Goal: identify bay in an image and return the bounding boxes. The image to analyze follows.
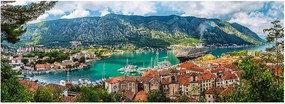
[31,44,273,84]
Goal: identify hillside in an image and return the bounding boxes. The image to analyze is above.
[12,14,264,48]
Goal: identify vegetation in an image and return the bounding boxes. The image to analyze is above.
[263,20,284,84]
[147,90,170,102]
[76,86,122,102]
[220,58,283,102]
[33,87,62,102]
[1,59,33,102]
[1,1,56,43]
[196,54,216,61]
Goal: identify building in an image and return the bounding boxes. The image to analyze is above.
[35,64,51,71]
[205,86,233,102]
[105,76,124,93]
[198,73,216,92]
[9,56,23,70]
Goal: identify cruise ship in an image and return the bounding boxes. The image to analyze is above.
[175,44,209,62]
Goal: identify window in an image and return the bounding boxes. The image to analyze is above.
[113,85,117,90]
[171,76,176,83]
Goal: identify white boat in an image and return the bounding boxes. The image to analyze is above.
[118,59,137,73]
[157,60,171,69]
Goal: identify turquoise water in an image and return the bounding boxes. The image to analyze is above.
[31,44,273,84]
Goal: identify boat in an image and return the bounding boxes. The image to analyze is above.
[118,59,137,73]
[156,60,171,69]
[175,43,209,62]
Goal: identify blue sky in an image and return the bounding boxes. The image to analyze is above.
[11,1,284,38]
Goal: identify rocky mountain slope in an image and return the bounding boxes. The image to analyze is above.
[14,14,264,48]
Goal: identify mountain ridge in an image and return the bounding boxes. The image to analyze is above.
[12,14,264,48]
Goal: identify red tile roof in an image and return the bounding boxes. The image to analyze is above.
[124,90,135,100]
[35,64,51,70]
[134,91,147,101]
[142,70,160,77]
[161,77,171,85]
[178,69,187,73]
[190,67,206,72]
[205,87,224,94]
[18,79,38,92]
[275,69,283,75]
[222,73,238,80]
[178,77,190,85]
[221,86,233,95]
[198,73,216,81]
[105,76,124,84]
[211,68,225,73]
[178,61,195,69]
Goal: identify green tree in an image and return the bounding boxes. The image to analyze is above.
[147,90,169,102]
[21,59,29,65]
[177,95,189,102]
[111,92,123,102]
[33,87,61,102]
[79,57,86,63]
[1,59,33,102]
[76,87,112,102]
[263,20,284,84]
[222,58,284,102]
[1,1,57,43]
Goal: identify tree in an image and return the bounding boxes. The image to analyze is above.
[111,92,123,102]
[79,57,86,63]
[177,95,189,102]
[33,87,61,102]
[1,1,57,43]
[1,59,33,102]
[222,58,284,102]
[21,59,29,65]
[147,90,169,102]
[76,87,113,102]
[263,20,284,84]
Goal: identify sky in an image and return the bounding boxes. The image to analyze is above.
[11,0,284,38]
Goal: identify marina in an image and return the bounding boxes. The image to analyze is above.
[26,44,272,84]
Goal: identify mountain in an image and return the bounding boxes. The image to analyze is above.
[12,14,264,48]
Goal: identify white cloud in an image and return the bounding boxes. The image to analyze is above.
[9,0,28,5]
[100,9,110,16]
[47,9,65,15]
[228,12,283,37]
[109,1,157,15]
[28,13,49,24]
[25,1,283,39]
[61,8,90,19]
[162,1,264,18]
[228,1,284,37]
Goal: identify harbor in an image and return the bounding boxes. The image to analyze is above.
[26,44,272,84]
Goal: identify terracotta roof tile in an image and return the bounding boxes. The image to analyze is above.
[105,76,124,84]
[205,87,224,94]
[222,73,238,80]
[142,70,160,77]
[18,79,38,92]
[161,77,171,85]
[124,90,135,100]
[198,73,216,81]
[178,77,190,85]
[221,86,233,95]
[134,91,147,101]
[178,61,195,69]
